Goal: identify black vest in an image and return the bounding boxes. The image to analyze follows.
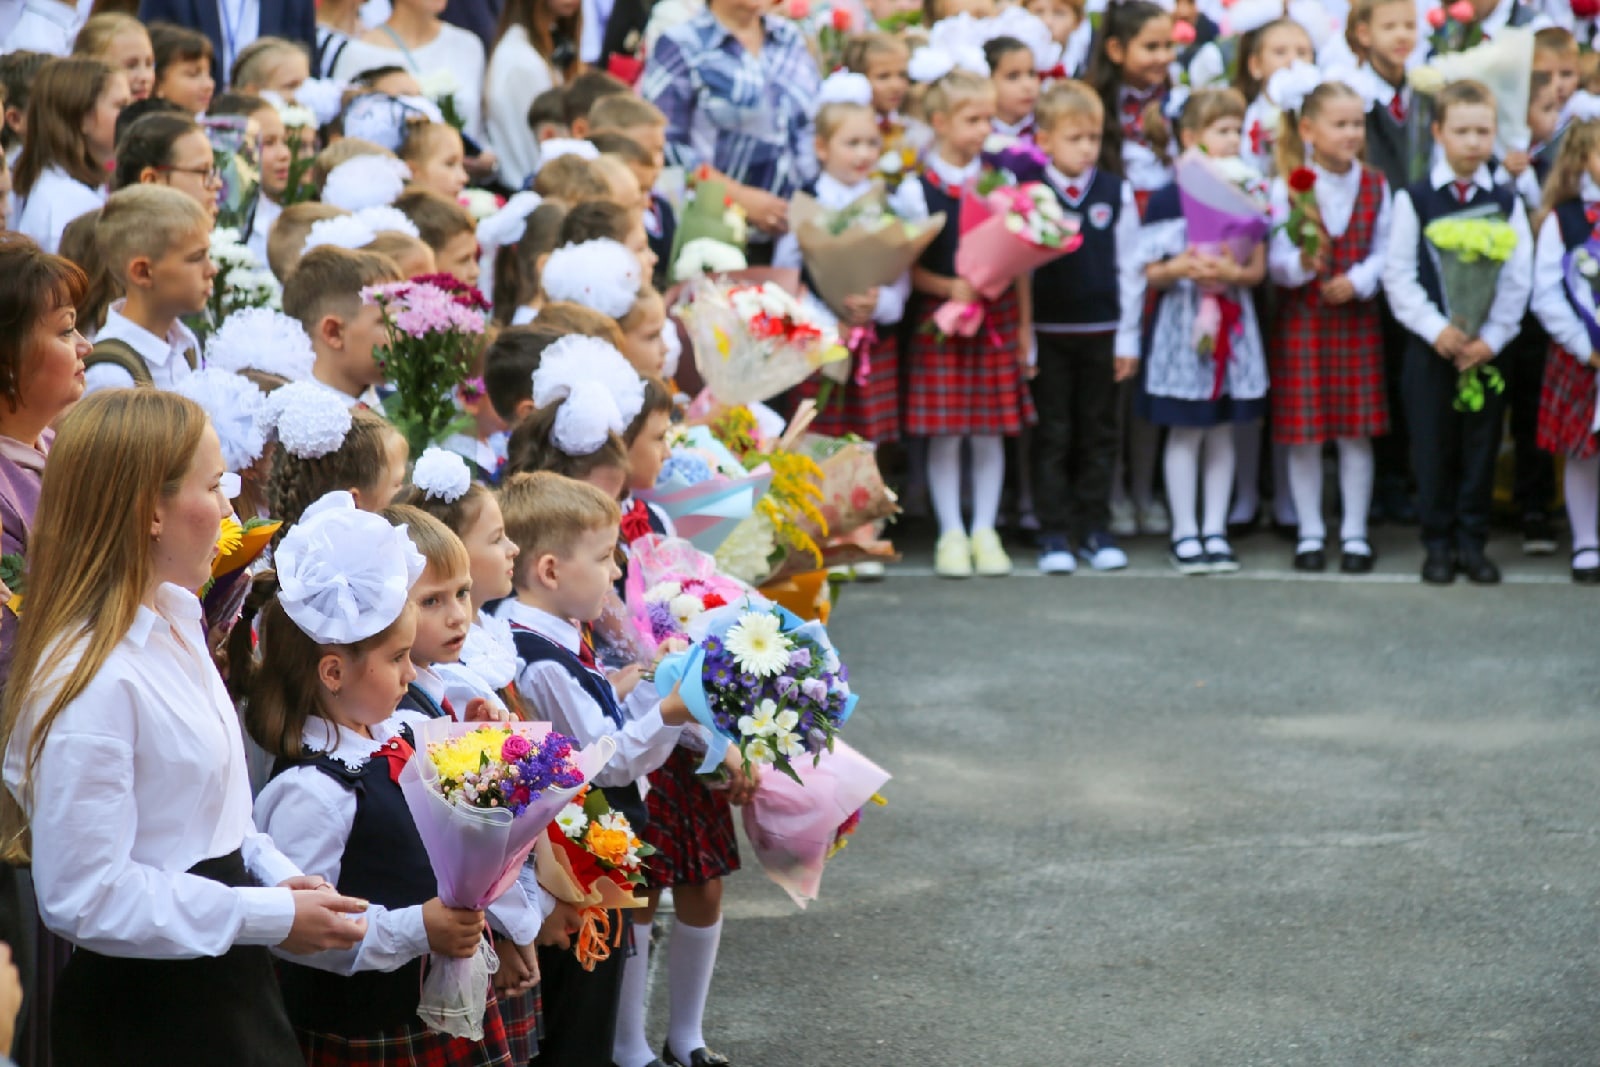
[1032,169,1124,326]
[647,193,677,292]
[272,724,438,1036]
[1406,176,1518,311]
[1365,99,1411,190]
[506,626,650,830]
[917,172,963,277]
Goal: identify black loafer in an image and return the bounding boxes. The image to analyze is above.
[1339,540,1376,574]
[1572,549,1600,584]
[1421,545,1455,584]
[1293,546,1326,572]
[663,1045,731,1067]
[1457,546,1501,585]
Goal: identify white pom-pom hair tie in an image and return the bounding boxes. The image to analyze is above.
[818,71,873,107]
[302,214,377,256]
[531,334,646,455]
[540,239,643,319]
[270,381,355,459]
[174,369,271,473]
[275,491,427,645]
[321,155,412,212]
[412,446,473,503]
[204,308,316,382]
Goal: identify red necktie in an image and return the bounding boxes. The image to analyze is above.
[441,695,456,719]
[1586,203,1600,226]
[1388,92,1406,123]
[1454,181,1473,203]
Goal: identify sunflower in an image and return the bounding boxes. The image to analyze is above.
[215,515,244,557]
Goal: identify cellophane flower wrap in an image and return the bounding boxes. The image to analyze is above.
[201,114,261,235]
[654,597,857,782]
[709,406,828,580]
[762,434,900,582]
[1562,239,1600,434]
[789,181,946,320]
[398,719,614,1040]
[636,424,773,554]
[741,740,890,907]
[534,787,656,970]
[624,534,750,656]
[934,178,1083,337]
[1177,150,1270,370]
[679,275,847,406]
[363,273,490,458]
[1423,209,1516,412]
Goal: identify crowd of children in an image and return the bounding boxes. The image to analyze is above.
[0,0,1597,1063]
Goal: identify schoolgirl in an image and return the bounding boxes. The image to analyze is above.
[13,58,131,254]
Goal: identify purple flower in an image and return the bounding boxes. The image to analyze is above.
[788,647,812,670]
[801,677,829,704]
[775,675,798,698]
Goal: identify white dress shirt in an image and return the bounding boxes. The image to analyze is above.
[3,0,79,56]
[772,173,912,326]
[1381,158,1533,354]
[495,599,683,788]
[486,25,558,191]
[1269,163,1392,299]
[1037,164,1145,359]
[253,708,552,974]
[86,300,201,394]
[14,165,103,255]
[216,0,261,87]
[1530,174,1600,362]
[3,583,299,958]
[249,195,282,270]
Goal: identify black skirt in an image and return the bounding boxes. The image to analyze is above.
[50,849,303,1067]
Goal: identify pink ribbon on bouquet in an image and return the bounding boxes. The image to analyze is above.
[846,325,876,386]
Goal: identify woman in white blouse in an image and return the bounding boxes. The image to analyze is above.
[487,0,582,191]
[0,390,370,1065]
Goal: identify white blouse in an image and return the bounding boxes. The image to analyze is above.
[1529,176,1600,363]
[1268,163,1393,300]
[332,24,488,146]
[2,583,300,958]
[15,165,105,255]
[486,25,559,191]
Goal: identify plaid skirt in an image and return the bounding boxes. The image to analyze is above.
[499,985,541,1066]
[1537,343,1600,460]
[1271,289,1389,444]
[904,287,1035,437]
[643,745,740,889]
[797,329,900,442]
[300,990,513,1067]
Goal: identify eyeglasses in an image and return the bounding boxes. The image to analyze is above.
[157,164,221,186]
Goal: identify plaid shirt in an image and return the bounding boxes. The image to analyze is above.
[640,10,819,198]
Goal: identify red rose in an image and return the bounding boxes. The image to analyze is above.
[1171,19,1196,44]
[1288,167,1317,194]
[831,7,852,29]
[1575,0,1599,18]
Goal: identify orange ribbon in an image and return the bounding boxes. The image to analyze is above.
[575,905,617,972]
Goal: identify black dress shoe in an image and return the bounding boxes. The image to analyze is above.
[1293,545,1326,572]
[1421,545,1455,584]
[663,1044,730,1067]
[1573,549,1600,584]
[1456,546,1501,584]
[1339,540,1376,574]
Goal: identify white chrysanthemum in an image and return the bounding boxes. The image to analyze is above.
[541,239,642,319]
[644,580,682,603]
[271,381,354,459]
[671,238,747,282]
[555,803,588,838]
[205,308,316,381]
[412,446,472,503]
[714,512,777,584]
[724,612,791,677]
[355,205,420,238]
[418,68,460,99]
[275,102,317,129]
[596,811,632,833]
[322,155,412,211]
[668,593,705,627]
[209,227,256,267]
[302,214,377,256]
[175,369,270,472]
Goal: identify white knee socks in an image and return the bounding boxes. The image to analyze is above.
[1567,453,1600,560]
[1288,442,1326,544]
[666,918,723,1060]
[1336,438,1374,544]
[1165,427,1203,542]
[927,436,965,537]
[927,436,1006,536]
[612,921,658,1067]
[1200,423,1235,539]
[969,435,1005,533]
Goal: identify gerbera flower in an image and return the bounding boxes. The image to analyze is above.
[723,612,791,677]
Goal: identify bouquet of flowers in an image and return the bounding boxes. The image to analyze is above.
[624,535,750,655]
[757,433,899,583]
[654,599,857,781]
[741,740,890,906]
[672,238,750,282]
[1423,211,1516,412]
[981,133,1050,185]
[364,272,490,457]
[709,405,828,576]
[678,275,847,406]
[637,424,773,553]
[206,227,281,333]
[277,104,320,205]
[534,788,655,970]
[782,0,861,76]
[201,114,261,236]
[1176,149,1270,386]
[669,166,748,277]
[1562,239,1600,434]
[789,181,946,321]
[399,720,614,1038]
[420,69,467,132]
[934,179,1082,337]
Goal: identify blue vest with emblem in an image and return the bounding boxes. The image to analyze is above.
[1031,168,1124,326]
[507,626,650,830]
[271,724,440,1036]
[1406,176,1518,313]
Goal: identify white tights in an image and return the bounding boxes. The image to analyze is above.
[1165,424,1235,542]
[929,435,1005,537]
[1286,438,1374,546]
[1566,453,1600,566]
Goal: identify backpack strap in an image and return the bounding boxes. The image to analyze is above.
[85,338,154,387]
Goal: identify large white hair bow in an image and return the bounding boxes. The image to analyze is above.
[541,239,643,319]
[276,491,426,645]
[531,335,646,455]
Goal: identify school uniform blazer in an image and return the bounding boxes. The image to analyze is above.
[136,0,317,84]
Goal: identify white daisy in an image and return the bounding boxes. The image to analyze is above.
[669,593,705,627]
[723,612,791,677]
[555,803,588,838]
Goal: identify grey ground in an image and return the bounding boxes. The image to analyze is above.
[645,527,1600,1067]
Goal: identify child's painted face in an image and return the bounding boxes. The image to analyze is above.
[158,56,215,114]
[1434,102,1497,176]
[1024,0,1080,46]
[1357,0,1418,75]
[991,48,1041,126]
[1534,50,1581,108]
[621,296,668,377]
[864,51,910,115]
[255,106,292,199]
[626,410,672,491]
[1527,81,1562,147]
[460,494,518,609]
[82,72,131,169]
[412,127,469,199]
[936,98,997,161]
[1250,23,1315,90]
[1038,114,1101,176]
[817,110,884,185]
[150,225,217,318]
[409,562,473,666]
[436,230,481,287]
[104,27,156,100]
[330,611,418,729]
[1198,115,1243,158]
[1111,15,1176,92]
[1301,95,1367,170]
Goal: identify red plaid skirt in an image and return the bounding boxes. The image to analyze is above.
[498,985,541,1066]
[1271,290,1389,444]
[1537,343,1600,459]
[904,286,1035,437]
[299,990,513,1067]
[798,329,900,442]
[643,745,740,889]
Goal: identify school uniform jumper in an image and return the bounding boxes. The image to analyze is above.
[1531,194,1600,460]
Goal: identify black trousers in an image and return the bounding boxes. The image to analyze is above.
[1029,331,1118,542]
[531,913,631,1067]
[1374,295,1414,492]
[1501,314,1557,516]
[1403,339,1507,551]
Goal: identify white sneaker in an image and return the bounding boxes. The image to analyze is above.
[853,560,886,581]
[1077,534,1129,571]
[1140,500,1172,536]
[1109,499,1138,537]
[1038,538,1077,575]
[935,531,973,578]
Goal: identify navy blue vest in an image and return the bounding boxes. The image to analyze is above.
[1032,169,1123,326]
[1553,199,1595,324]
[397,682,450,720]
[1406,176,1518,312]
[1365,101,1410,190]
[271,724,438,1036]
[917,172,963,277]
[506,625,650,830]
[647,193,677,291]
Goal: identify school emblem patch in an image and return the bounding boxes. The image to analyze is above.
[1088,203,1114,230]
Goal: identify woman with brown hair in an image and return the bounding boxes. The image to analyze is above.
[14,58,131,254]
[487,0,583,190]
[0,389,372,1065]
